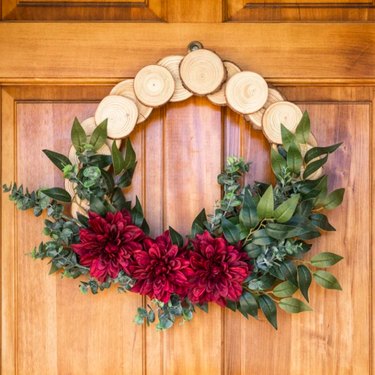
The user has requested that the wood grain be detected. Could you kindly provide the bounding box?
[0,24,374,81]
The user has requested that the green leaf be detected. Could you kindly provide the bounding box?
[251,229,274,246]
[279,261,298,286]
[89,196,107,216]
[239,188,259,229]
[303,154,328,179]
[257,185,274,220]
[111,142,124,175]
[287,142,303,175]
[49,262,59,275]
[243,243,262,258]
[132,196,145,227]
[118,163,137,188]
[297,265,312,302]
[90,119,107,151]
[310,213,336,231]
[101,169,115,194]
[266,223,310,240]
[71,117,87,152]
[313,270,342,290]
[111,187,127,210]
[279,298,312,313]
[295,111,311,144]
[221,217,241,244]
[42,187,71,203]
[311,252,343,268]
[42,149,71,171]
[258,295,277,329]
[321,188,345,210]
[305,143,342,164]
[274,194,300,223]
[271,147,287,178]
[273,281,298,298]
[169,226,184,247]
[123,138,136,171]
[226,300,238,312]
[239,292,258,318]
[191,209,207,236]
[281,124,295,151]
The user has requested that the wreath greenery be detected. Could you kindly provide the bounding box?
[2,46,345,330]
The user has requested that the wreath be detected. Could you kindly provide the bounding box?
[3,44,345,330]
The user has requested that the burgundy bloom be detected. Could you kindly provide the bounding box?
[128,231,193,303]
[188,231,250,306]
[72,210,145,282]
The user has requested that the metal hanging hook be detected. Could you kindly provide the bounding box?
[187,41,204,52]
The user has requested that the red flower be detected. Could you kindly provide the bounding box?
[72,210,145,282]
[188,231,250,306]
[128,231,193,303]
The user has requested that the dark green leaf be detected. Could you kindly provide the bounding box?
[274,194,300,223]
[239,188,259,229]
[295,199,314,217]
[295,111,311,144]
[71,117,87,152]
[310,213,336,231]
[258,295,277,329]
[287,142,303,175]
[273,281,298,298]
[226,300,238,312]
[322,188,345,210]
[311,252,343,268]
[279,261,298,286]
[297,265,312,302]
[257,185,274,220]
[303,154,328,179]
[196,303,208,313]
[90,119,107,151]
[266,223,310,240]
[221,217,241,244]
[313,270,342,290]
[169,226,184,247]
[118,163,137,188]
[281,124,295,151]
[112,187,127,210]
[89,196,107,216]
[49,262,59,275]
[279,297,312,313]
[243,242,262,258]
[76,212,89,227]
[251,229,274,246]
[123,138,136,171]
[42,187,71,203]
[42,149,71,171]
[132,196,145,227]
[239,292,258,318]
[305,142,342,164]
[101,169,115,194]
[111,142,124,175]
[191,209,207,236]
[271,147,287,178]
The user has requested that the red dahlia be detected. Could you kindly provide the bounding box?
[128,231,193,303]
[188,231,250,306]
[72,210,145,282]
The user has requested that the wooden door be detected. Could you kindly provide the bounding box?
[1,3,374,375]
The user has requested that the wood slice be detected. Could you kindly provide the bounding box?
[207,61,241,106]
[245,88,285,129]
[71,197,89,219]
[134,65,175,108]
[157,55,193,102]
[81,117,121,149]
[262,101,303,144]
[68,143,111,169]
[110,79,153,124]
[95,95,138,139]
[225,71,268,115]
[64,179,76,199]
[179,49,226,96]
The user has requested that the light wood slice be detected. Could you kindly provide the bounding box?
[68,143,111,170]
[225,71,268,115]
[64,179,76,199]
[81,117,121,149]
[110,79,153,124]
[157,55,193,102]
[179,49,226,96]
[207,61,241,106]
[134,65,175,107]
[245,88,285,129]
[262,101,303,144]
[71,196,89,219]
[95,95,138,139]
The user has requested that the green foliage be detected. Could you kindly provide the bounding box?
[279,297,312,313]
[313,270,342,290]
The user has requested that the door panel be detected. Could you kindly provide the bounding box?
[1,4,374,374]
